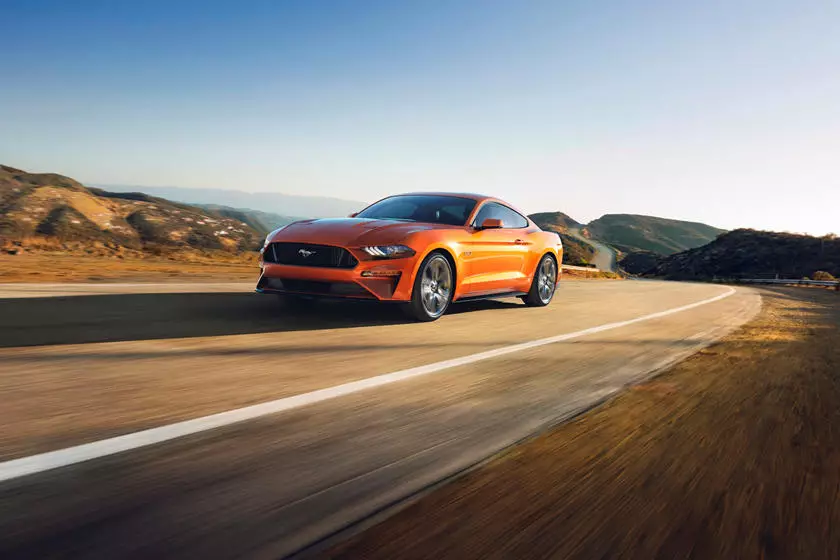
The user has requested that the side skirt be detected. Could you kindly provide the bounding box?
[454,291,528,304]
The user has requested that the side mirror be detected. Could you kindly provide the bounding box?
[478,218,503,230]
[349,212,358,218]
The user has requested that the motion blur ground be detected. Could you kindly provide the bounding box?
[0,281,755,557]
[330,287,840,559]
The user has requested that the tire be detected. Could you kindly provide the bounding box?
[405,252,454,321]
[522,254,558,307]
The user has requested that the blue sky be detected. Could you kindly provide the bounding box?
[2,0,838,234]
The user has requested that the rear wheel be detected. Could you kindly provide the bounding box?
[522,254,558,307]
[405,252,453,321]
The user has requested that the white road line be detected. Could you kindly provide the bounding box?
[0,287,736,483]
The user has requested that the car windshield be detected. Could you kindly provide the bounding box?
[356,195,477,226]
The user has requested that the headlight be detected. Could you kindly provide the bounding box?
[361,245,416,259]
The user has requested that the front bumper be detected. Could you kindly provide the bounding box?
[256,257,418,301]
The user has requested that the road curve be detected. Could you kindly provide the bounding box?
[567,228,617,272]
[0,280,760,558]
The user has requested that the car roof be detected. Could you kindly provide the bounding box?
[396,192,495,202]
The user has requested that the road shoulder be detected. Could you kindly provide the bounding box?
[329,287,840,559]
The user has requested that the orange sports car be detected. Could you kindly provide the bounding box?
[256,193,563,321]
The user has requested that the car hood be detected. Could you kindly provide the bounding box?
[268,218,454,246]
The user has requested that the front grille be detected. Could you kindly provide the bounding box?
[258,277,373,298]
[264,243,358,269]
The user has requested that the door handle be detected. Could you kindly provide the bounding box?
[514,239,527,245]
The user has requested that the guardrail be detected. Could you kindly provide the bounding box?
[734,278,839,288]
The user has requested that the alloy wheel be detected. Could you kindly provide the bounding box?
[537,257,557,304]
[420,256,452,318]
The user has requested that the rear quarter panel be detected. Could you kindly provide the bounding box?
[525,229,563,280]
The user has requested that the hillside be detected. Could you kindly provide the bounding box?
[0,165,262,253]
[619,250,663,275]
[195,205,299,234]
[527,212,582,232]
[586,214,725,256]
[529,212,595,266]
[556,234,597,267]
[98,184,366,219]
[650,229,840,280]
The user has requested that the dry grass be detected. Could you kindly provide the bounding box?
[330,287,840,559]
[0,252,259,283]
[563,267,622,279]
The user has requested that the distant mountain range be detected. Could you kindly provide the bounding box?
[529,211,726,270]
[7,164,763,278]
[585,214,726,256]
[96,184,367,220]
[194,205,299,235]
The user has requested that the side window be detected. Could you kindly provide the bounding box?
[474,202,528,228]
[472,202,500,227]
[497,205,528,228]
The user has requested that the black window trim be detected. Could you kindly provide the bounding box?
[470,201,530,229]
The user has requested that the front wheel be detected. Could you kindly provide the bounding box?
[522,254,558,307]
[405,252,453,321]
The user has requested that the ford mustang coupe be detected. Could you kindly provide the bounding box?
[257,193,563,321]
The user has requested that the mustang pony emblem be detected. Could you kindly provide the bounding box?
[298,248,316,258]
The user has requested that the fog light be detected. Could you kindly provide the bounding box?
[361,270,401,277]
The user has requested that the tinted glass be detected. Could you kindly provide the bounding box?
[472,202,529,228]
[356,195,477,226]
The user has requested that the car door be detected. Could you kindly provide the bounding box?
[459,202,530,295]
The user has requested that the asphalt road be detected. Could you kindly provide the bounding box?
[0,280,760,558]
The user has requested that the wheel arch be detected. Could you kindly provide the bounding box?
[434,247,458,289]
[407,245,458,298]
[536,249,561,283]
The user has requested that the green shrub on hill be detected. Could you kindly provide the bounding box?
[619,250,663,275]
